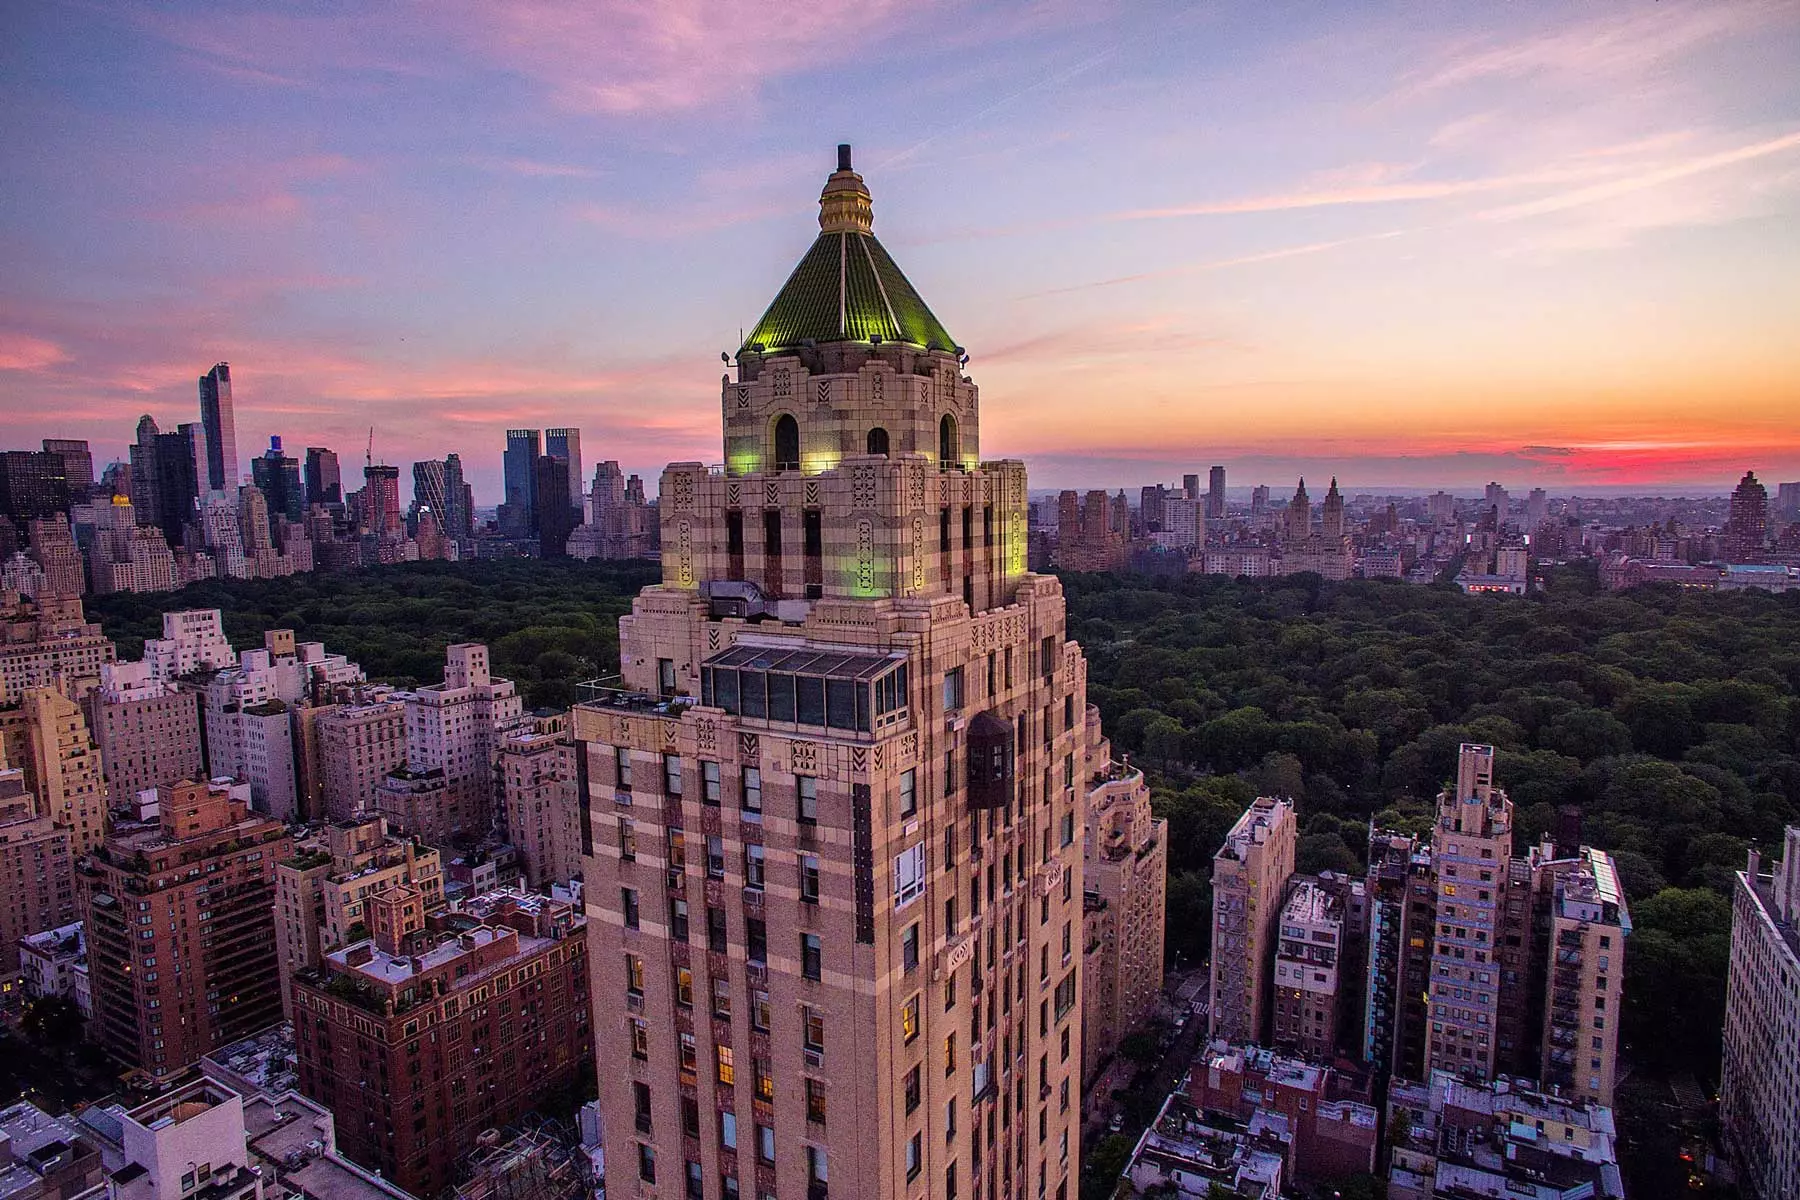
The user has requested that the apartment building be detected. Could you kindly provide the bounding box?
[1538,848,1629,1106]
[1386,1072,1624,1199]
[499,720,581,888]
[1188,1041,1379,1183]
[384,644,521,843]
[0,593,115,703]
[1721,827,1800,1200]
[1271,880,1343,1062]
[1426,744,1513,1082]
[1080,714,1166,1084]
[316,698,406,820]
[79,780,292,1084]
[0,686,108,854]
[1210,796,1297,1047]
[83,660,204,802]
[574,146,1093,1200]
[291,889,590,1196]
[143,609,235,680]
[273,815,445,1021]
[0,766,77,981]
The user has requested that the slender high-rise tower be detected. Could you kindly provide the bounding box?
[575,145,1092,1200]
[198,362,238,495]
[547,427,584,506]
[1207,465,1226,520]
[502,429,541,537]
[1427,743,1513,1083]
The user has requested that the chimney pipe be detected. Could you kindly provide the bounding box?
[837,144,852,172]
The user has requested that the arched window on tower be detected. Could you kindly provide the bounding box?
[939,414,959,469]
[773,414,800,472]
[866,427,889,456]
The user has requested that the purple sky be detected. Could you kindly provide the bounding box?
[4,1,1799,500]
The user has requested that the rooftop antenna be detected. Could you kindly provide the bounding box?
[366,426,374,470]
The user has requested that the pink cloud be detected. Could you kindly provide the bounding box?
[0,332,70,371]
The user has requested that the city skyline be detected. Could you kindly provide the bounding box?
[5,2,1800,494]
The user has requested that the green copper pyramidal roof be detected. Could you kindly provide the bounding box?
[741,147,957,354]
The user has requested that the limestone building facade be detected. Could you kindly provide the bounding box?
[1079,711,1166,1085]
[574,146,1094,1200]
[1209,796,1296,1047]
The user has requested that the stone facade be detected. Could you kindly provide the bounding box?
[1079,712,1166,1085]
[575,148,1093,1200]
[1210,797,1296,1047]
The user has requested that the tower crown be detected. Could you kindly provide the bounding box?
[740,145,956,355]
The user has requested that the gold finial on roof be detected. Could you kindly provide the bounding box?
[819,143,873,234]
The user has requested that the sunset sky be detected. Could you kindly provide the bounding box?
[4,1,1799,498]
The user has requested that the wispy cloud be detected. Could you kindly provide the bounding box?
[1018,232,1407,299]
[1111,164,1614,221]
[1477,128,1800,221]
[1389,1,1791,102]
[0,332,69,372]
[469,156,605,180]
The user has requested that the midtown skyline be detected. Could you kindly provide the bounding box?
[5,1,1800,493]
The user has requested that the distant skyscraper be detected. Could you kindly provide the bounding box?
[534,455,576,556]
[198,362,238,495]
[0,451,71,534]
[1208,465,1227,520]
[129,415,160,523]
[361,464,401,540]
[545,427,583,506]
[1777,481,1800,520]
[151,426,200,546]
[411,458,448,524]
[1726,470,1769,561]
[251,436,303,522]
[441,452,472,539]
[1320,476,1345,540]
[303,446,342,507]
[1484,481,1509,516]
[501,429,540,537]
[1250,483,1269,517]
[1526,487,1549,532]
[41,440,93,497]
[1285,478,1311,541]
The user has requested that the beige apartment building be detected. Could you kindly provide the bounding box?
[0,593,115,703]
[1426,743,1514,1081]
[1721,826,1800,1200]
[0,686,108,855]
[83,660,204,802]
[381,644,521,843]
[1538,847,1629,1105]
[575,146,1093,1200]
[500,719,582,887]
[1271,879,1343,1061]
[316,697,407,819]
[272,814,444,1019]
[1210,796,1296,1047]
[0,765,77,981]
[1079,712,1166,1085]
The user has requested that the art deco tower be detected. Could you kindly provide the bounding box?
[575,146,1092,1200]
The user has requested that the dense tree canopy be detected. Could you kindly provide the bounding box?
[1068,566,1800,1078]
[86,560,1800,1080]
